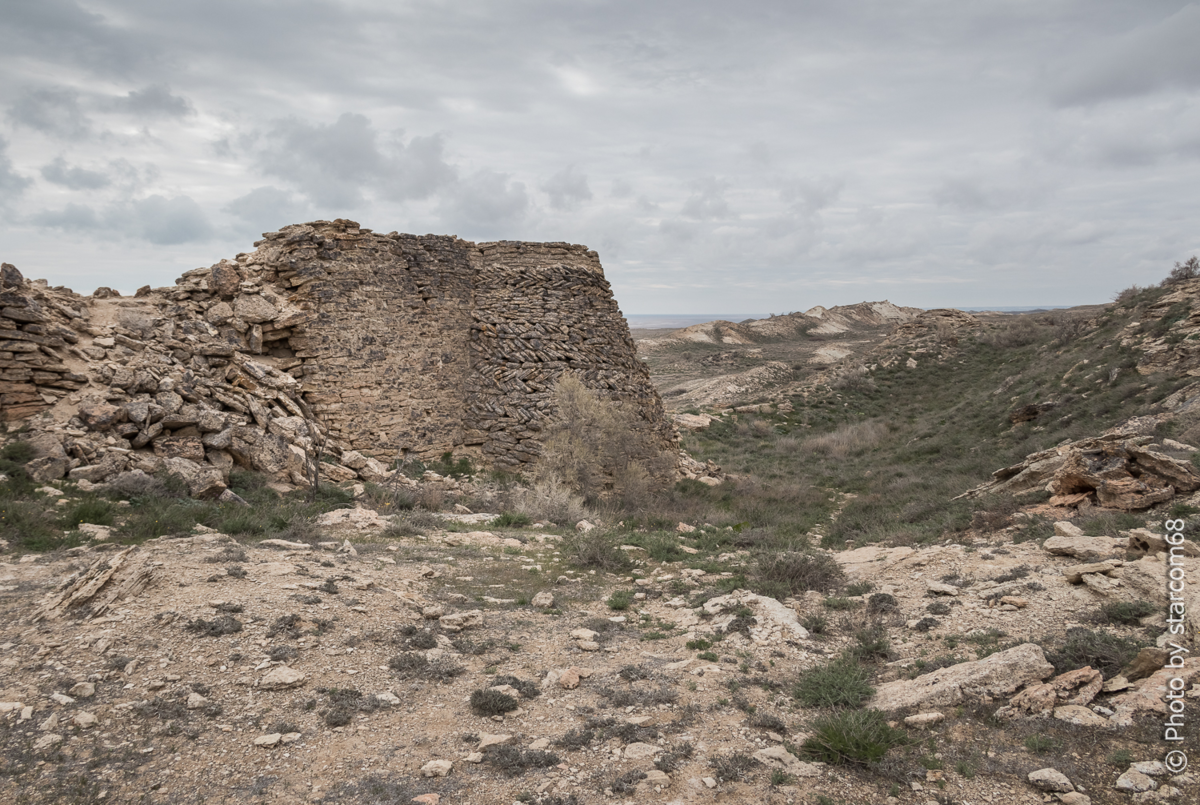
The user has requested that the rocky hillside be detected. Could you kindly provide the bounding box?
[4,266,1200,805]
[0,490,1195,805]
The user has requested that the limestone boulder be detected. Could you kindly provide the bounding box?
[228,426,306,482]
[1117,554,1200,638]
[1122,648,1169,682]
[233,294,278,323]
[439,610,483,632]
[26,455,69,483]
[209,262,242,298]
[153,435,206,462]
[1108,657,1200,726]
[1043,534,1123,560]
[1028,768,1074,793]
[78,402,125,430]
[870,643,1054,711]
[68,453,128,484]
[160,457,227,499]
[259,665,306,690]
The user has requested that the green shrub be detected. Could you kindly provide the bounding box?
[1044,627,1147,677]
[845,624,891,663]
[432,451,474,479]
[1023,733,1058,754]
[492,511,532,528]
[1107,749,1134,768]
[606,590,634,611]
[0,441,35,463]
[1101,601,1156,625]
[794,659,874,709]
[801,709,908,765]
[3,499,74,551]
[802,613,828,634]
[823,596,859,611]
[621,530,687,562]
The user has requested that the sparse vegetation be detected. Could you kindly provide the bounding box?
[1100,600,1156,625]
[1043,627,1148,677]
[794,658,874,709]
[7,255,1200,804]
[754,549,846,597]
[470,688,519,716]
[801,709,908,765]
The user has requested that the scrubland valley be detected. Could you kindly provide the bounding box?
[2,241,1199,805]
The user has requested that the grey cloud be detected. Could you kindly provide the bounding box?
[30,192,213,245]
[258,114,456,208]
[744,141,772,166]
[933,177,998,212]
[541,166,593,211]
[0,138,32,199]
[438,169,528,237]
[108,85,193,118]
[382,132,457,201]
[30,202,102,231]
[658,219,700,242]
[7,88,92,140]
[932,173,1054,213]
[635,195,659,213]
[779,175,843,212]
[611,179,633,198]
[223,186,310,236]
[133,195,212,245]
[1,0,160,77]
[967,216,1107,266]
[1050,5,1200,105]
[40,156,111,190]
[1042,100,1200,168]
[680,178,731,220]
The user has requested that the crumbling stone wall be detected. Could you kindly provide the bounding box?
[0,220,682,490]
[257,221,675,469]
[0,264,89,420]
[467,241,672,468]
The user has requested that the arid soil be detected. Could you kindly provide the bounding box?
[1,498,1196,805]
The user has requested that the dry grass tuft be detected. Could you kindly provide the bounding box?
[802,420,889,458]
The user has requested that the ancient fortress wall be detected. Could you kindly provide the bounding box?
[1,220,679,491]
[266,222,674,469]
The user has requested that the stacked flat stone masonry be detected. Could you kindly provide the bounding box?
[0,264,89,420]
[0,221,689,495]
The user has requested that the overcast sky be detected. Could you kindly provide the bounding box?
[2,1,1199,313]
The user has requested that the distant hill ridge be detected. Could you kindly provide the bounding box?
[636,300,923,349]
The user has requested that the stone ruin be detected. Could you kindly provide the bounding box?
[1,220,710,498]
